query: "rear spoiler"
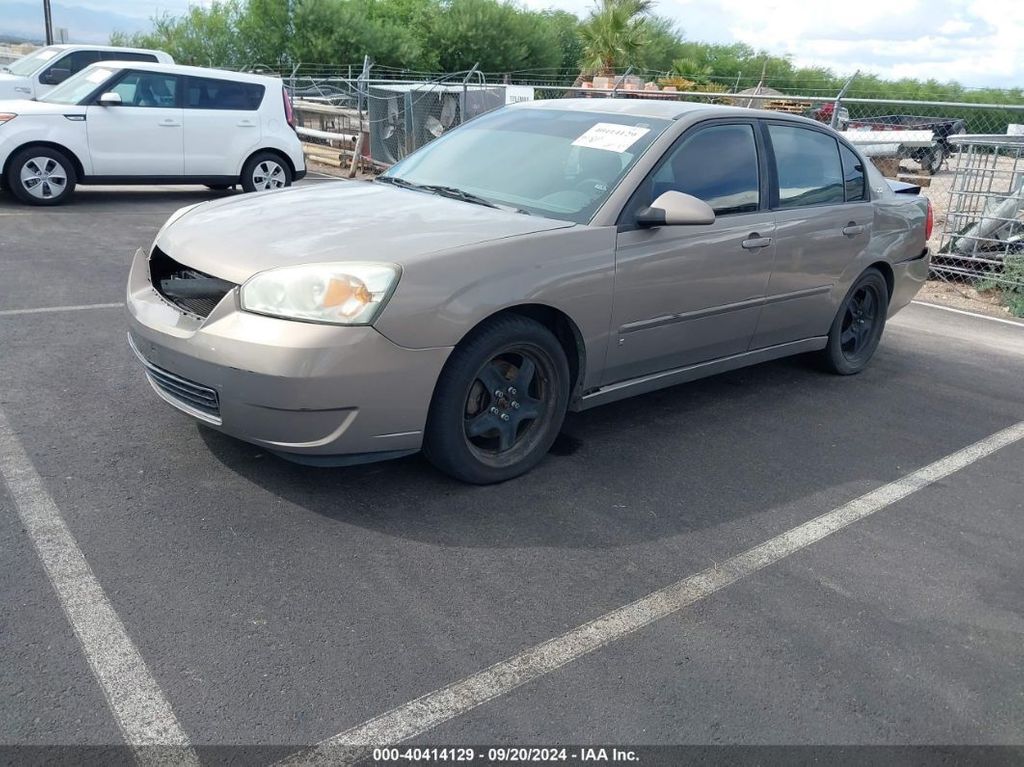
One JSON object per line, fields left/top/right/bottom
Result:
{"left": 886, "top": 179, "right": 921, "bottom": 196}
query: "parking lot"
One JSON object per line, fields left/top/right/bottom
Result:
{"left": 2, "top": 179, "right": 1023, "bottom": 763}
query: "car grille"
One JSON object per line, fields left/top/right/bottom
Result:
{"left": 150, "top": 246, "right": 236, "bottom": 319}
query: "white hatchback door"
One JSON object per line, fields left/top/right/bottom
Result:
{"left": 181, "top": 75, "right": 265, "bottom": 176}
{"left": 85, "top": 69, "right": 184, "bottom": 177}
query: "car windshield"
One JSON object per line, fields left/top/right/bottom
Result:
{"left": 381, "top": 107, "right": 671, "bottom": 224}
{"left": 37, "top": 65, "right": 117, "bottom": 104}
{"left": 2, "top": 46, "right": 63, "bottom": 76}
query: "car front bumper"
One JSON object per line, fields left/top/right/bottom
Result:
{"left": 126, "top": 247, "right": 452, "bottom": 463}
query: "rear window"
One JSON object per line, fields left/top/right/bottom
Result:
{"left": 769, "top": 124, "right": 845, "bottom": 209}
{"left": 185, "top": 77, "right": 265, "bottom": 110}
{"left": 98, "top": 52, "right": 159, "bottom": 63}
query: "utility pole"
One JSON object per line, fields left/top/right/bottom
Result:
{"left": 43, "top": 0, "right": 55, "bottom": 45}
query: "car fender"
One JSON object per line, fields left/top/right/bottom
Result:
{"left": 234, "top": 134, "right": 305, "bottom": 175}
{"left": 373, "top": 224, "right": 617, "bottom": 392}
{"left": 0, "top": 116, "right": 93, "bottom": 176}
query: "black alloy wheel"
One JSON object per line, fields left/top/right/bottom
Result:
{"left": 821, "top": 268, "right": 889, "bottom": 375}
{"left": 424, "top": 315, "right": 570, "bottom": 484}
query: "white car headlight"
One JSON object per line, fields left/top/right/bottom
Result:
{"left": 240, "top": 262, "right": 401, "bottom": 325}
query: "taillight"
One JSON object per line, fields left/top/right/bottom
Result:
{"left": 925, "top": 198, "right": 933, "bottom": 241}
{"left": 282, "top": 87, "right": 296, "bottom": 131}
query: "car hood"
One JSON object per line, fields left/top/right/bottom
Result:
{"left": 157, "top": 182, "right": 576, "bottom": 284}
{"left": 0, "top": 97, "right": 81, "bottom": 116}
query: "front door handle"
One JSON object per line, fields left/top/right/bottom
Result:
{"left": 842, "top": 223, "right": 865, "bottom": 236}
{"left": 741, "top": 236, "right": 773, "bottom": 250}
{"left": 159, "top": 120, "right": 181, "bottom": 127}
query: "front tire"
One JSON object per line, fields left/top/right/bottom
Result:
{"left": 423, "top": 315, "right": 571, "bottom": 484}
{"left": 820, "top": 268, "right": 889, "bottom": 375}
{"left": 6, "top": 147, "right": 76, "bottom": 205}
{"left": 240, "top": 152, "right": 292, "bottom": 193}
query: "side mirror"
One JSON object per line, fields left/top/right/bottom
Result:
{"left": 636, "top": 191, "right": 715, "bottom": 227}
{"left": 41, "top": 67, "right": 71, "bottom": 85}
{"left": 98, "top": 92, "right": 122, "bottom": 106}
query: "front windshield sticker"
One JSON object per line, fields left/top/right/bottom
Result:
{"left": 572, "top": 123, "right": 651, "bottom": 153}
{"left": 86, "top": 68, "right": 113, "bottom": 83}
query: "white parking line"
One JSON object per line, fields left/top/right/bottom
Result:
{"left": 0, "top": 302, "right": 123, "bottom": 317}
{"left": 911, "top": 300, "right": 1024, "bottom": 327}
{"left": 282, "top": 420, "right": 1024, "bottom": 766}
{"left": 0, "top": 407, "right": 199, "bottom": 766}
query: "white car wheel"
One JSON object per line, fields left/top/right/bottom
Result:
{"left": 251, "top": 160, "right": 286, "bottom": 190}
{"left": 7, "top": 149, "right": 76, "bottom": 205}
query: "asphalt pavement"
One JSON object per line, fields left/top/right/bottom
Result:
{"left": 1, "top": 181, "right": 1022, "bottom": 763}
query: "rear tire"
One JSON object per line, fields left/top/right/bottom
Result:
{"left": 820, "top": 268, "right": 889, "bottom": 375}
{"left": 423, "top": 315, "right": 570, "bottom": 484}
{"left": 240, "top": 152, "right": 292, "bottom": 193}
{"left": 6, "top": 146, "right": 76, "bottom": 205}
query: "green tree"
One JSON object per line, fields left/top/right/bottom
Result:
{"left": 237, "top": 0, "right": 293, "bottom": 69}
{"left": 579, "top": 0, "right": 653, "bottom": 76}
{"left": 112, "top": 1, "right": 246, "bottom": 68}
{"left": 423, "top": 0, "right": 561, "bottom": 73}
{"left": 543, "top": 10, "right": 584, "bottom": 78}
{"left": 638, "top": 15, "right": 684, "bottom": 73}
{"left": 290, "top": 0, "right": 428, "bottom": 70}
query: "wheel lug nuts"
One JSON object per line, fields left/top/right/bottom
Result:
{"left": 494, "top": 390, "right": 503, "bottom": 398}
{"left": 511, "top": 401, "right": 520, "bottom": 409}
{"left": 508, "top": 387, "right": 517, "bottom": 396}
{"left": 500, "top": 413, "right": 510, "bottom": 421}
{"left": 489, "top": 407, "right": 500, "bottom": 415}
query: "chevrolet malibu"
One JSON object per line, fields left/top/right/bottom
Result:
{"left": 127, "top": 99, "right": 931, "bottom": 483}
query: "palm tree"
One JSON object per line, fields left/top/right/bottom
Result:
{"left": 578, "top": 0, "right": 653, "bottom": 77}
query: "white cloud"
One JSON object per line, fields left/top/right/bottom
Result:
{"left": 524, "top": 0, "right": 1024, "bottom": 88}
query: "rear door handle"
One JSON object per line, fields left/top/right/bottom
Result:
{"left": 842, "top": 224, "right": 865, "bottom": 236}
{"left": 159, "top": 120, "right": 181, "bottom": 127}
{"left": 237, "top": 120, "right": 256, "bottom": 127}
{"left": 741, "top": 236, "right": 773, "bottom": 250}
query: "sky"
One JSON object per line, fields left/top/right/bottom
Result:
{"left": 8, "top": 0, "right": 1024, "bottom": 88}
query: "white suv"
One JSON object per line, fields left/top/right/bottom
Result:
{"left": 0, "top": 61, "right": 306, "bottom": 205}
{"left": 0, "top": 45, "right": 173, "bottom": 100}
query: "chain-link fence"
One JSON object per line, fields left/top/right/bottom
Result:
{"left": 287, "top": 68, "right": 1024, "bottom": 314}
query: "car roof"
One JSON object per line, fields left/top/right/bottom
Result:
{"left": 41, "top": 43, "right": 167, "bottom": 55}
{"left": 515, "top": 97, "right": 824, "bottom": 127}
{"left": 81, "top": 60, "right": 282, "bottom": 85}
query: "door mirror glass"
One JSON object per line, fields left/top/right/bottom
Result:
{"left": 41, "top": 67, "right": 71, "bottom": 85}
{"left": 98, "top": 92, "right": 122, "bottom": 106}
{"left": 637, "top": 191, "right": 716, "bottom": 227}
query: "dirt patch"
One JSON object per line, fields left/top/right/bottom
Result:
{"left": 915, "top": 279, "right": 1022, "bottom": 321}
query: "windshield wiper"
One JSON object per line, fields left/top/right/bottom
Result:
{"left": 0, "top": 67, "right": 10, "bottom": 74}
{"left": 376, "top": 176, "right": 531, "bottom": 214}
{"left": 374, "top": 175, "right": 419, "bottom": 190}
{"left": 417, "top": 184, "right": 500, "bottom": 210}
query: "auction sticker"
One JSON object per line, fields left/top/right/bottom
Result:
{"left": 572, "top": 123, "right": 650, "bottom": 153}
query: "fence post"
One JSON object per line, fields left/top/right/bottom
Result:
{"left": 611, "top": 67, "right": 633, "bottom": 98}
{"left": 831, "top": 70, "right": 858, "bottom": 129}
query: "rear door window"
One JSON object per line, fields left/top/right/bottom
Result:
{"left": 768, "top": 124, "right": 845, "bottom": 208}
{"left": 184, "top": 77, "right": 266, "bottom": 110}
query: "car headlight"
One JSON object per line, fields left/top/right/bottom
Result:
{"left": 0, "top": 113, "right": 17, "bottom": 126}
{"left": 240, "top": 262, "right": 401, "bottom": 325}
